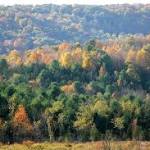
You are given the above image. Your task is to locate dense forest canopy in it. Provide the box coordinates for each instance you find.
[0,4,150,53]
[0,3,150,144]
[0,38,150,142]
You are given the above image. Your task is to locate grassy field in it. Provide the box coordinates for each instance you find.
[0,141,150,150]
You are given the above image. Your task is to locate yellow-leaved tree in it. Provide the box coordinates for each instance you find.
[125,49,137,64]
[136,45,150,70]
[59,51,72,67]
[7,50,22,66]
[82,51,92,69]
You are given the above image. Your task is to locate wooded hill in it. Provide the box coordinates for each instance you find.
[0,40,150,143]
[0,4,150,53]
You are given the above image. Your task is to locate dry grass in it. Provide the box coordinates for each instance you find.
[0,141,150,150]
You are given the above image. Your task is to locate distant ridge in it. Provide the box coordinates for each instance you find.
[0,4,150,53]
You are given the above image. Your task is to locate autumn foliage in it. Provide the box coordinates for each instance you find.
[0,38,150,143]
[13,105,33,141]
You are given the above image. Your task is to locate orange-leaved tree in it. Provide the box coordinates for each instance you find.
[13,105,33,141]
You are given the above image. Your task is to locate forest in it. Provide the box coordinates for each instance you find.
[0,35,150,143]
[1,4,150,53]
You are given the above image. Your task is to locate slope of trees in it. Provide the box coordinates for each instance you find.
[1,4,150,53]
[0,40,150,143]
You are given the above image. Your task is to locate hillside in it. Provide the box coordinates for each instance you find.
[0,4,150,53]
[0,3,150,144]
[0,40,150,142]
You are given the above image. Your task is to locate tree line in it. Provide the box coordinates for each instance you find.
[0,40,150,143]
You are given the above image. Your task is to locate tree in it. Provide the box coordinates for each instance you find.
[139,97,150,140]
[37,69,53,88]
[82,51,92,69]
[24,50,41,65]
[61,83,75,94]
[74,81,84,93]
[126,49,137,64]
[119,98,141,138]
[74,100,110,140]
[58,42,71,51]
[71,48,83,65]
[126,63,141,85]
[47,83,61,99]
[99,66,107,77]
[13,105,33,142]
[136,44,150,71]
[45,101,64,141]
[85,40,96,51]
[0,95,9,120]
[113,117,125,130]
[7,50,22,66]
[74,103,94,140]
[0,59,9,78]
[59,51,72,68]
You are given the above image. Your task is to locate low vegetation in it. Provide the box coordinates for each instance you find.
[0,141,150,150]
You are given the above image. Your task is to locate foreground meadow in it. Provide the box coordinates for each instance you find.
[0,141,150,150]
